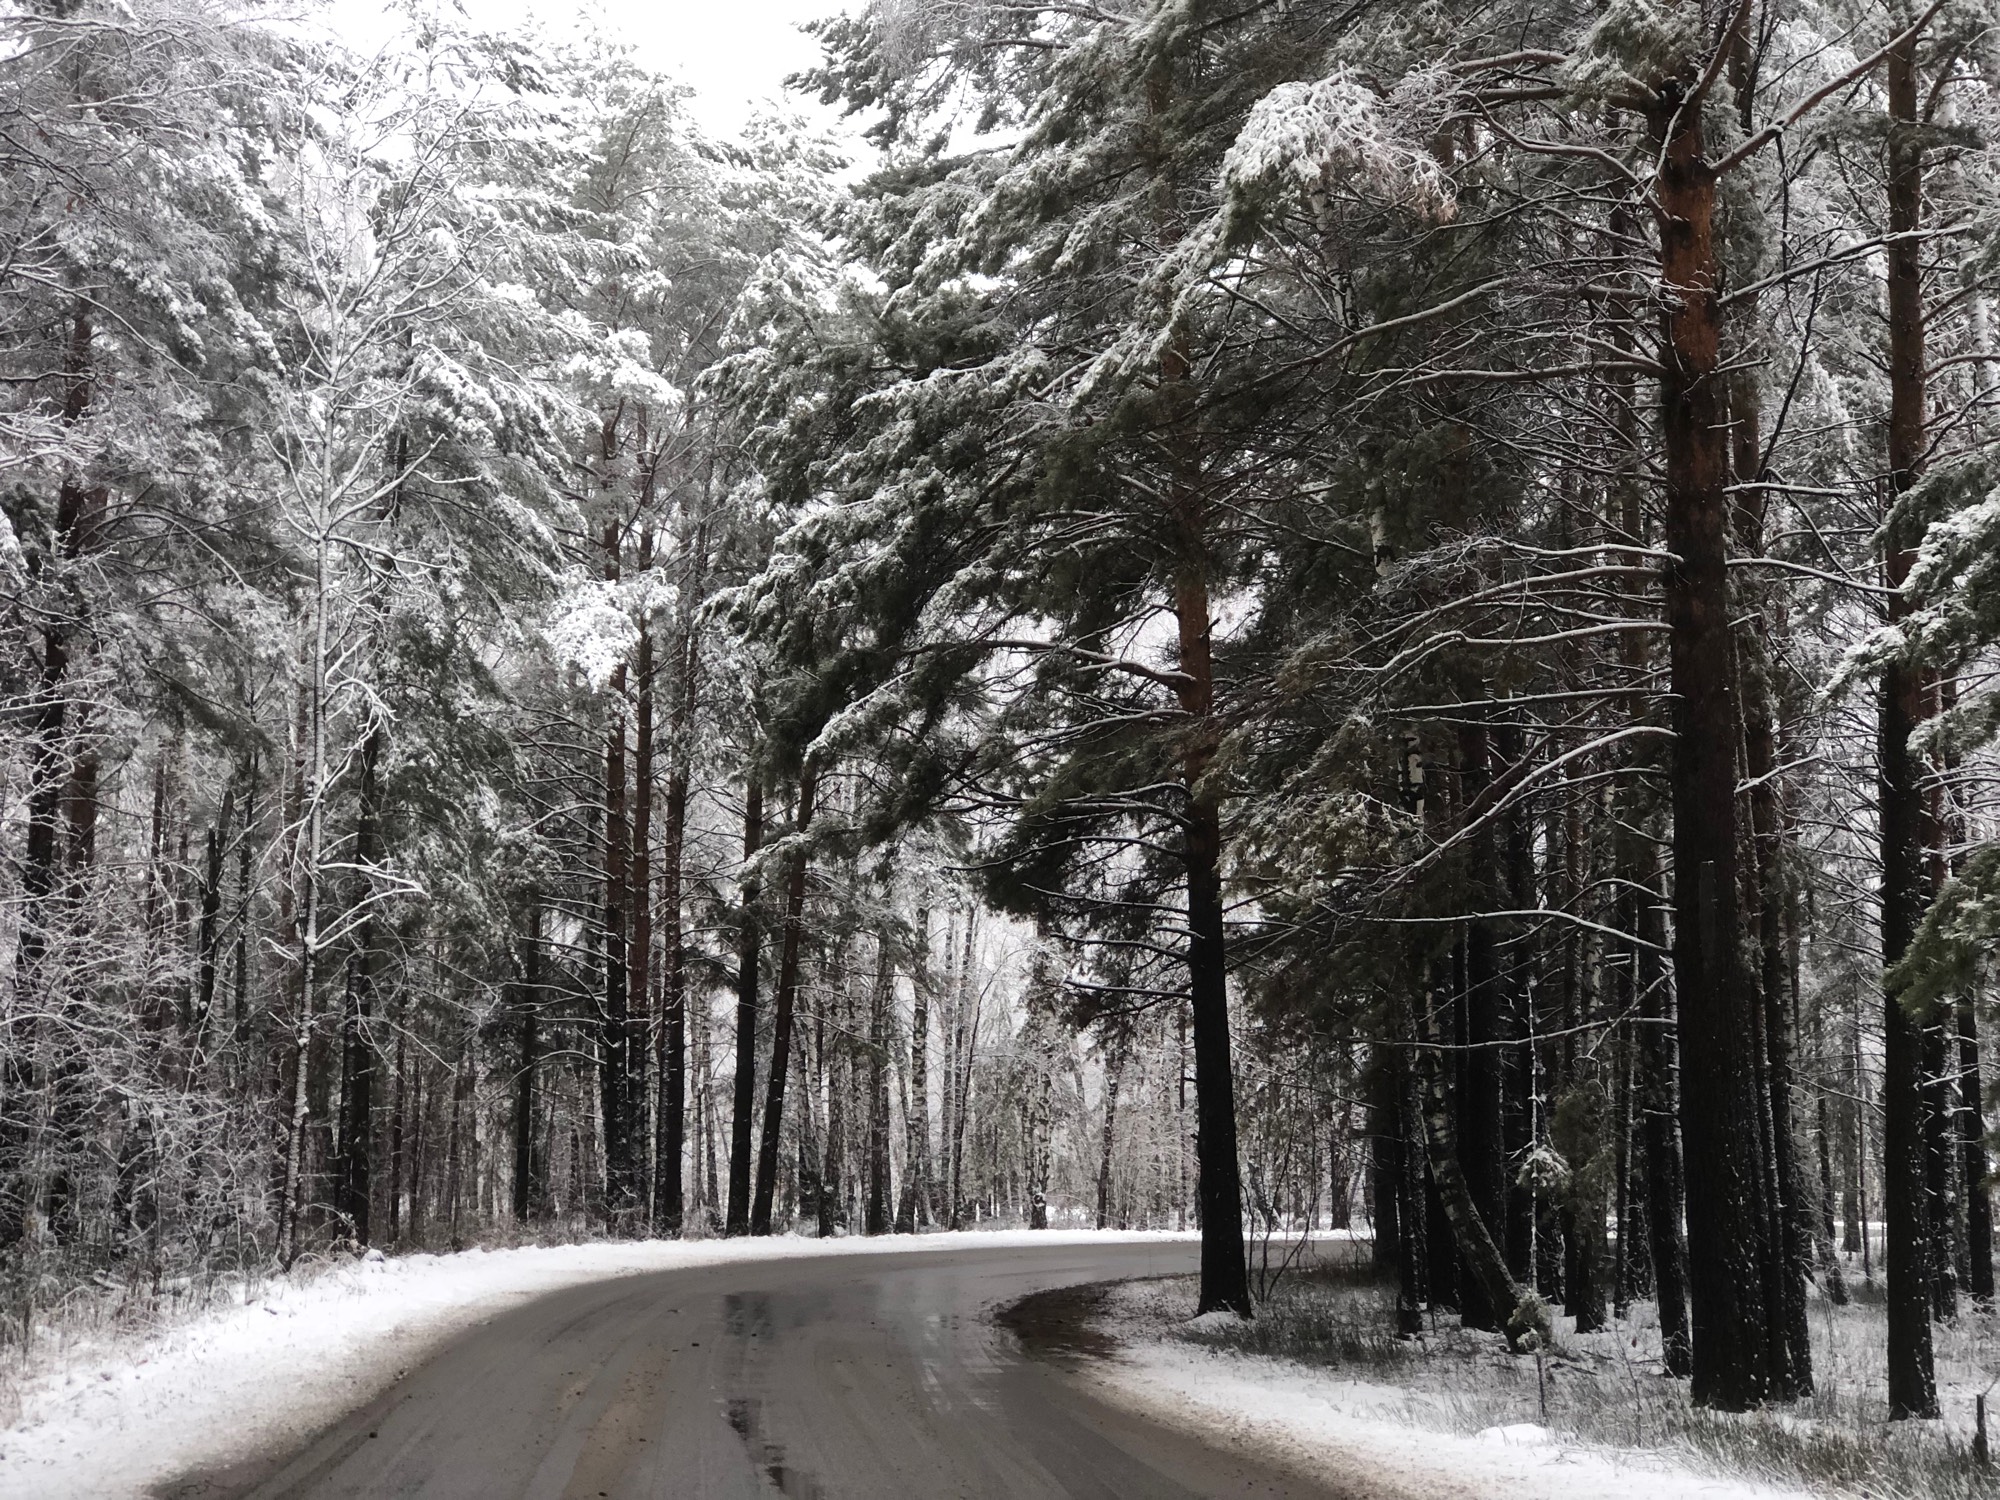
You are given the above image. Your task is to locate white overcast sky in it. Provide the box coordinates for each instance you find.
[326,0,860,136]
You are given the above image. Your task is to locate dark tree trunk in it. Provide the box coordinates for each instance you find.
[601,552,635,1219]
[821,959,848,1238]
[727,777,764,1235]
[753,764,818,1235]
[866,928,893,1235]
[512,901,542,1223]
[1097,1029,1126,1230]
[1736,472,1812,1399]
[1176,559,1251,1316]
[1650,69,1780,1411]
[629,614,654,1220]
[656,618,699,1233]
[1496,726,1536,1287]
[1882,23,1941,1422]
[657,758,690,1233]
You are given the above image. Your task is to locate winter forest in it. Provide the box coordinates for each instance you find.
[9,0,2000,1486]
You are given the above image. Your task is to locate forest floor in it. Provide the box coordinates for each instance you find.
[1072,1241,2000,1500]
[0,1227,1198,1499]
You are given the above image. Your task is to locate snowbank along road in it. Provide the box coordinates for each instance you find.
[158,1239,1383,1500]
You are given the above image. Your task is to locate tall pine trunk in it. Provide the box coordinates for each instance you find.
[1175,553,1250,1315]
[1881,18,1940,1419]
[1651,64,1779,1409]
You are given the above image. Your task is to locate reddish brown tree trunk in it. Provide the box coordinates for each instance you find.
[1651,70,1780,1411]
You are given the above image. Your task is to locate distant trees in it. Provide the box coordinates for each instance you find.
[0,6,1214,1340]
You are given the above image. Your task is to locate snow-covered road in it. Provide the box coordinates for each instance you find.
[3,1231,1209,1499]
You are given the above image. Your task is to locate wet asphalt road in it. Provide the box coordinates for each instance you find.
[164,1239,1381,1500]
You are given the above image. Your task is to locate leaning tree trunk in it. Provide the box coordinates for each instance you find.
[1415,984,1548,1354]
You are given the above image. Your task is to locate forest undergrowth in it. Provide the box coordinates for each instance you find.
[1102,1245,2000,1500]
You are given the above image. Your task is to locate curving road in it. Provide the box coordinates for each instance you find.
[160,1239,1372,1500]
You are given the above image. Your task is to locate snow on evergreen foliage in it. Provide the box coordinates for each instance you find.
[1558,0,1703,97]
[1221,65,1455,223]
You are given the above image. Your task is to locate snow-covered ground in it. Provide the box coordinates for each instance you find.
[6,1226,1966,1500]
[0,1229,1192,1500]
[1087,1333,1826,1500]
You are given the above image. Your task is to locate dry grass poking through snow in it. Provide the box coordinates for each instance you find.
[1100,1244,2000,1500]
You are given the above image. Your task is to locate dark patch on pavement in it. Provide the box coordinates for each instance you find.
[995,1279,1122,1367]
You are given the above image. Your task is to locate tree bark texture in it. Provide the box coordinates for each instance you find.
[1651,71,1780,1410]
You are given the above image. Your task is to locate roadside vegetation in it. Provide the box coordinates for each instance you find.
[1097,1246,2000,1500]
